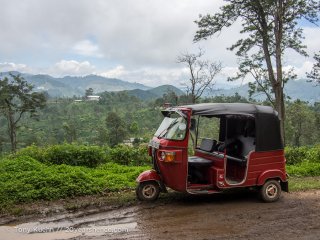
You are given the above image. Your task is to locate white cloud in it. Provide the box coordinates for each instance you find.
[0,62,33,73]
[100,65,126,79]
[283,61,314,79]
[72,40,104,58]
[100,65,189,86]
[0,0,319,89]
[49,60,96,77]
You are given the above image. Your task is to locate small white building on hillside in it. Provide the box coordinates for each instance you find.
[86,95,101,101]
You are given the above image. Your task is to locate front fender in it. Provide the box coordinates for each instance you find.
[136,170,161,183]
[257,170,287,186]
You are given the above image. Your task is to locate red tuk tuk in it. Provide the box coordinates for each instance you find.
[136,103,288,202]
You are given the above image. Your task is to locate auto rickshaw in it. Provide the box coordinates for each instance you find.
[136,103,288,202]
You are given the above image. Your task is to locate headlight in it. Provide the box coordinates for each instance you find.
[163,152,176,163]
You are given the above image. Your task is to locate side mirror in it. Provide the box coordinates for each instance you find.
[190,119,196,131]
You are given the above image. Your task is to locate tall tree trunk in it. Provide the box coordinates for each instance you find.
[7,110,17,152]
[274,86,285,145]
[274,0,285,145]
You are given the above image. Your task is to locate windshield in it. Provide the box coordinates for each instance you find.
[154,112,187,140]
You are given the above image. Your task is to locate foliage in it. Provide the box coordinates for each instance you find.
[285,100,318,146]
[0,156,148,205]
[105,112,128,147]
[287,162,320,177]
[177,49,222,103]
[285,145,320,165]
[106,145,150,166]
[307,52,320,85]
[194,0,320,142]
[0,88,319,153]
[15,144,106,167]
[0,74,47,152]
[14,143,151,167]
[85,87,94,97]
[0,143,319,207]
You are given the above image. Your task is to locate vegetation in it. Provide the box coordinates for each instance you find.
[0,74,46,152]
[177,48,222,103]
[194,0,320,142]
[0,72,319,212]
[0,144,318,208]
[105,112,128,147]
[0,155,148,208]
[289,177,320,191]
[0,91,318,153]
[307,51,320,85]
[14,143,150,167]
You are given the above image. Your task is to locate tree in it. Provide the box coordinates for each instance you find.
[285,100,315,146]
[85,88,94,98]
[0,74,46,152]
[177,49,222,103]
[105,112,128,147]
[307,52,320,85]
[194,0,320,143]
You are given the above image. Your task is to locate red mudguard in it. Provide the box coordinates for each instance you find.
[136,170,161,183]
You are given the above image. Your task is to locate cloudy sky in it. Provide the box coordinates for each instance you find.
[0,0,319,87]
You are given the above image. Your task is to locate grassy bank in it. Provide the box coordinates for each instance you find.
[289,177,320,191]
[0,144,319,213]
[0,156,148,210]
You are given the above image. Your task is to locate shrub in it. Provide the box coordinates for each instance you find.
[15,144,151,167]
[0,156,149,205]
[285,145,320,165]
[287,162,320,177]
[105,145,150,166]
[15,144,107,167]
[44,144,106,167]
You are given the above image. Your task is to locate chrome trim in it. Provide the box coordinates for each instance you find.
[223,150,254,186]
[148,140,160,149]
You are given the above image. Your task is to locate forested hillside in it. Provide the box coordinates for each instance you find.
[0,90,319,153]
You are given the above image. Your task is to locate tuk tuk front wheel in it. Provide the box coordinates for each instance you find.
[260,180,281,203]
[136,181,160,201]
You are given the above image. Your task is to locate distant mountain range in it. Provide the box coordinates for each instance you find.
[0,71,150,97]
[211,79,320,103]
[0,72,319,102]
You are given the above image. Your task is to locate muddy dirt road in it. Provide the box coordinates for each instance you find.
[1,190,319,240]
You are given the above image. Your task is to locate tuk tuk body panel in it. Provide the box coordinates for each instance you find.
[155,138,189,192]
[247,150,286,185]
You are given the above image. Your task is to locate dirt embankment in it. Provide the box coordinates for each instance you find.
[0,190,319,240]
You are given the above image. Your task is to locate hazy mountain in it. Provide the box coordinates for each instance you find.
[125,85,184,100]
[210,79,320,103]
[0,72,150,97]
[0,72,318,102]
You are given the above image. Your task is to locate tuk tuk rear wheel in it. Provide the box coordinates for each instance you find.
[260,180,281,203]
[136,181,160,201]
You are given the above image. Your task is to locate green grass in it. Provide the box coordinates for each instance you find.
[289,177,320,191]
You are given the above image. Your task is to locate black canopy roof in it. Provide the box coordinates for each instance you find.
[178,103,283,152]
[180,103,278,117]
